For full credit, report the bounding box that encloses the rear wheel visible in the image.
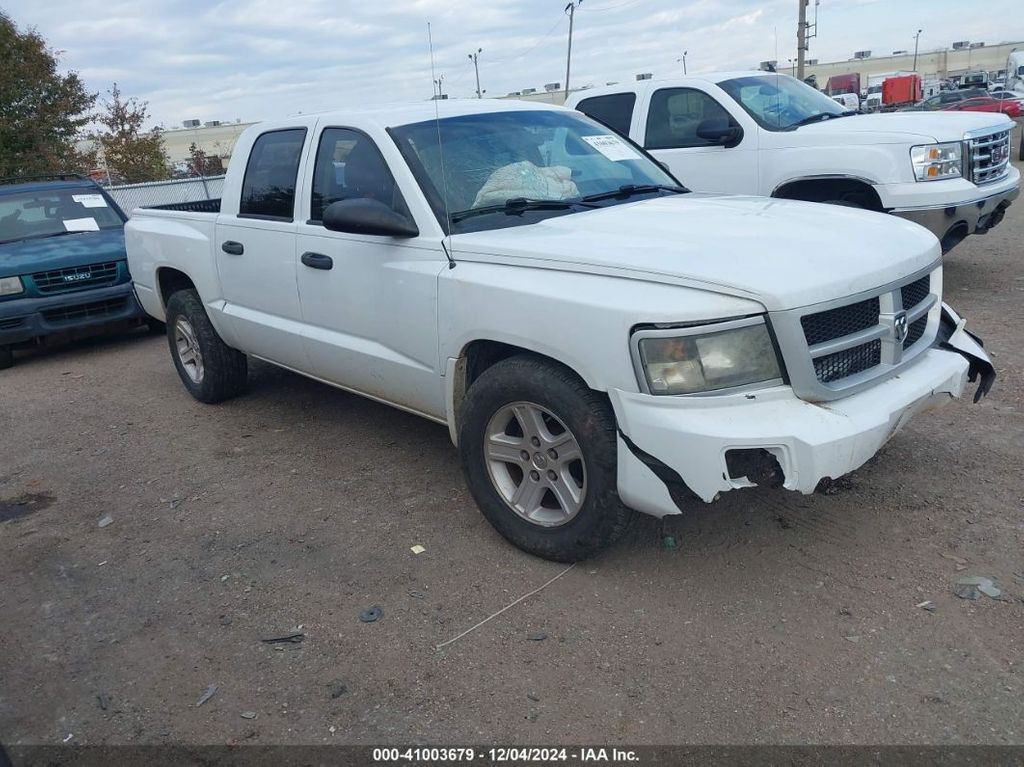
[458,355,632,562]
[165,289,247,403]
[0,346,12,370]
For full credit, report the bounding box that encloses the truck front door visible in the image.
[294,126,445,419]
[215,127,311,371]
[640,86,758,195]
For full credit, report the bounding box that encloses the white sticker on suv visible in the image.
[581,134,642,161]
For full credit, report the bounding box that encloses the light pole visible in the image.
[564,1,582,101]
[468,48,483,98]
[913,29,922,72]
[677,50,688,74]
[788,57,796,76]
[433,74,445,99]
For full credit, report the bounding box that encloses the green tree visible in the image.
[187,142,225,177]
[0,11,96,177]
[90,84,170,183]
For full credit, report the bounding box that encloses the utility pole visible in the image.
[796,0,808,80]
[677,50,688,74]
[564,1,582,101]
[468,48,483,98]
[913,29,922,72]
[433,74,445,99]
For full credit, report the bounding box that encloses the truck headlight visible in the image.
[635,320,783,395]
[0,276,24,297]
[910,142,962,181]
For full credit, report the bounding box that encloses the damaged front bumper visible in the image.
[612,304,993,518]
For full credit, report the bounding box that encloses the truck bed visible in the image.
[148,199,221,213]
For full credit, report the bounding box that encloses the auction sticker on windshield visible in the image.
[72,194,108,208]
[581,134,642,161]
[63,217,100,232]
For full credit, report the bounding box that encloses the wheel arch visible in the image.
[155,267,198,312]
[445,338,602,446]
[772,175,884,211]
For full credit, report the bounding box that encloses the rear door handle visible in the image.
[301,252,333,270]
[222,241,244,256]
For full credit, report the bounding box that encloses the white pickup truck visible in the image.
[567,72,1020,253]
[126,100,994,561]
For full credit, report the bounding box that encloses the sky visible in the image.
[2,0,1021,128]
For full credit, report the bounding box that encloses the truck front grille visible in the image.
[770,267,941,402]
[32,261,120,294]
[41,297,127,325]
[967,129,1011,185]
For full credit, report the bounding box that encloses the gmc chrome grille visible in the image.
[769,266,941,402]
[967,128,1011,185]
[32,261,120,294]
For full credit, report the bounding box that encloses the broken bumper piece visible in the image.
[612,312,993,518]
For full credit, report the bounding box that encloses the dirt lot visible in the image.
[1,157,1023,748]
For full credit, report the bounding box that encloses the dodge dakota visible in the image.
[125,100,993,561]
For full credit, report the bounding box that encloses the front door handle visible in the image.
[221,241,244,256]
[301,252,334,270]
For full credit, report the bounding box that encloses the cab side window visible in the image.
[644,88,735,150]
[239,128,307,220]
[310,128,408,223]
[575,93,636,136]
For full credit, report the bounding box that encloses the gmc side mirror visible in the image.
[696,118,744,149]
[322,199,419,238]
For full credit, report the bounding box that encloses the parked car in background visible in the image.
[567,72,1020,254]
[942,96,1022,118]
[984,90,1024,106]
[125,99,994,561]
[909,89,989,111]
[831,92,860,111]
[0,174,149,369]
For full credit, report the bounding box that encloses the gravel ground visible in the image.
[1,154,1022,747]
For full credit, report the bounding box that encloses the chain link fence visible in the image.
[106,175,225,216]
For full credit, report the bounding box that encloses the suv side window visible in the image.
[575,93,637,136]
[645,88,735,150]
[239,128,307,220]
[310,127,409,222]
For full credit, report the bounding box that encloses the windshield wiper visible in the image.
[449,197,598,224]
[788,111,856,129]
[580,184,688,204]
[0,230,81,246]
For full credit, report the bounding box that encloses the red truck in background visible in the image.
[882,74,922,108]
[825,73,861,98]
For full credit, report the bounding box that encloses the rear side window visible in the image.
[575,93,636,136]
[239,128,307,220]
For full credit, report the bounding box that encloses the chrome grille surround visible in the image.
[965,125,1012,186]
[768,261,942,403]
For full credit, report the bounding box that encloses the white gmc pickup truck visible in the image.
[567,72,1020,253]
[126,100,994,561]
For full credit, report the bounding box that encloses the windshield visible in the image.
[0,188,124,245]
[719,74,849,131]
[389,109,681,234]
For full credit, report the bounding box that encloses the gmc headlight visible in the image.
[635,319,783,395]
[911,142,962,181]
[0,276,24,297]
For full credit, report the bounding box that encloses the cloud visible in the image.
[2,0,1020,127]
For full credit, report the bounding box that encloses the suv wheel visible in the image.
[459,355,632,561]
[165,289,247,403]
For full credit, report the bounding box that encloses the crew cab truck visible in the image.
[567,72,1020,254]
[126,100,993,562]
[0,174,148,369]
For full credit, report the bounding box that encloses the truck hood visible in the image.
[451,194,939,312]
[0,228,127,279]
[789,111,1012,145]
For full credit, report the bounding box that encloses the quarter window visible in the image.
[645,88,735,149]
[310,128,407,222]
[239,128,307,220]
[575,93,637,136]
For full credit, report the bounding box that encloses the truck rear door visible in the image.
[214,127,311,371]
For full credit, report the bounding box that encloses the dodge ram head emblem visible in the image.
[893,311,909,344]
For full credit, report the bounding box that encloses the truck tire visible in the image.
[164,289,247,403]
[0,346,12,370]
[458,355,632,562]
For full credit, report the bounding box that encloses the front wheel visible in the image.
[458,355,632,562]
[164,289,247,403]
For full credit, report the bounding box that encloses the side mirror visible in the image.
[322,199,419,238]
[696,117,743,149]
